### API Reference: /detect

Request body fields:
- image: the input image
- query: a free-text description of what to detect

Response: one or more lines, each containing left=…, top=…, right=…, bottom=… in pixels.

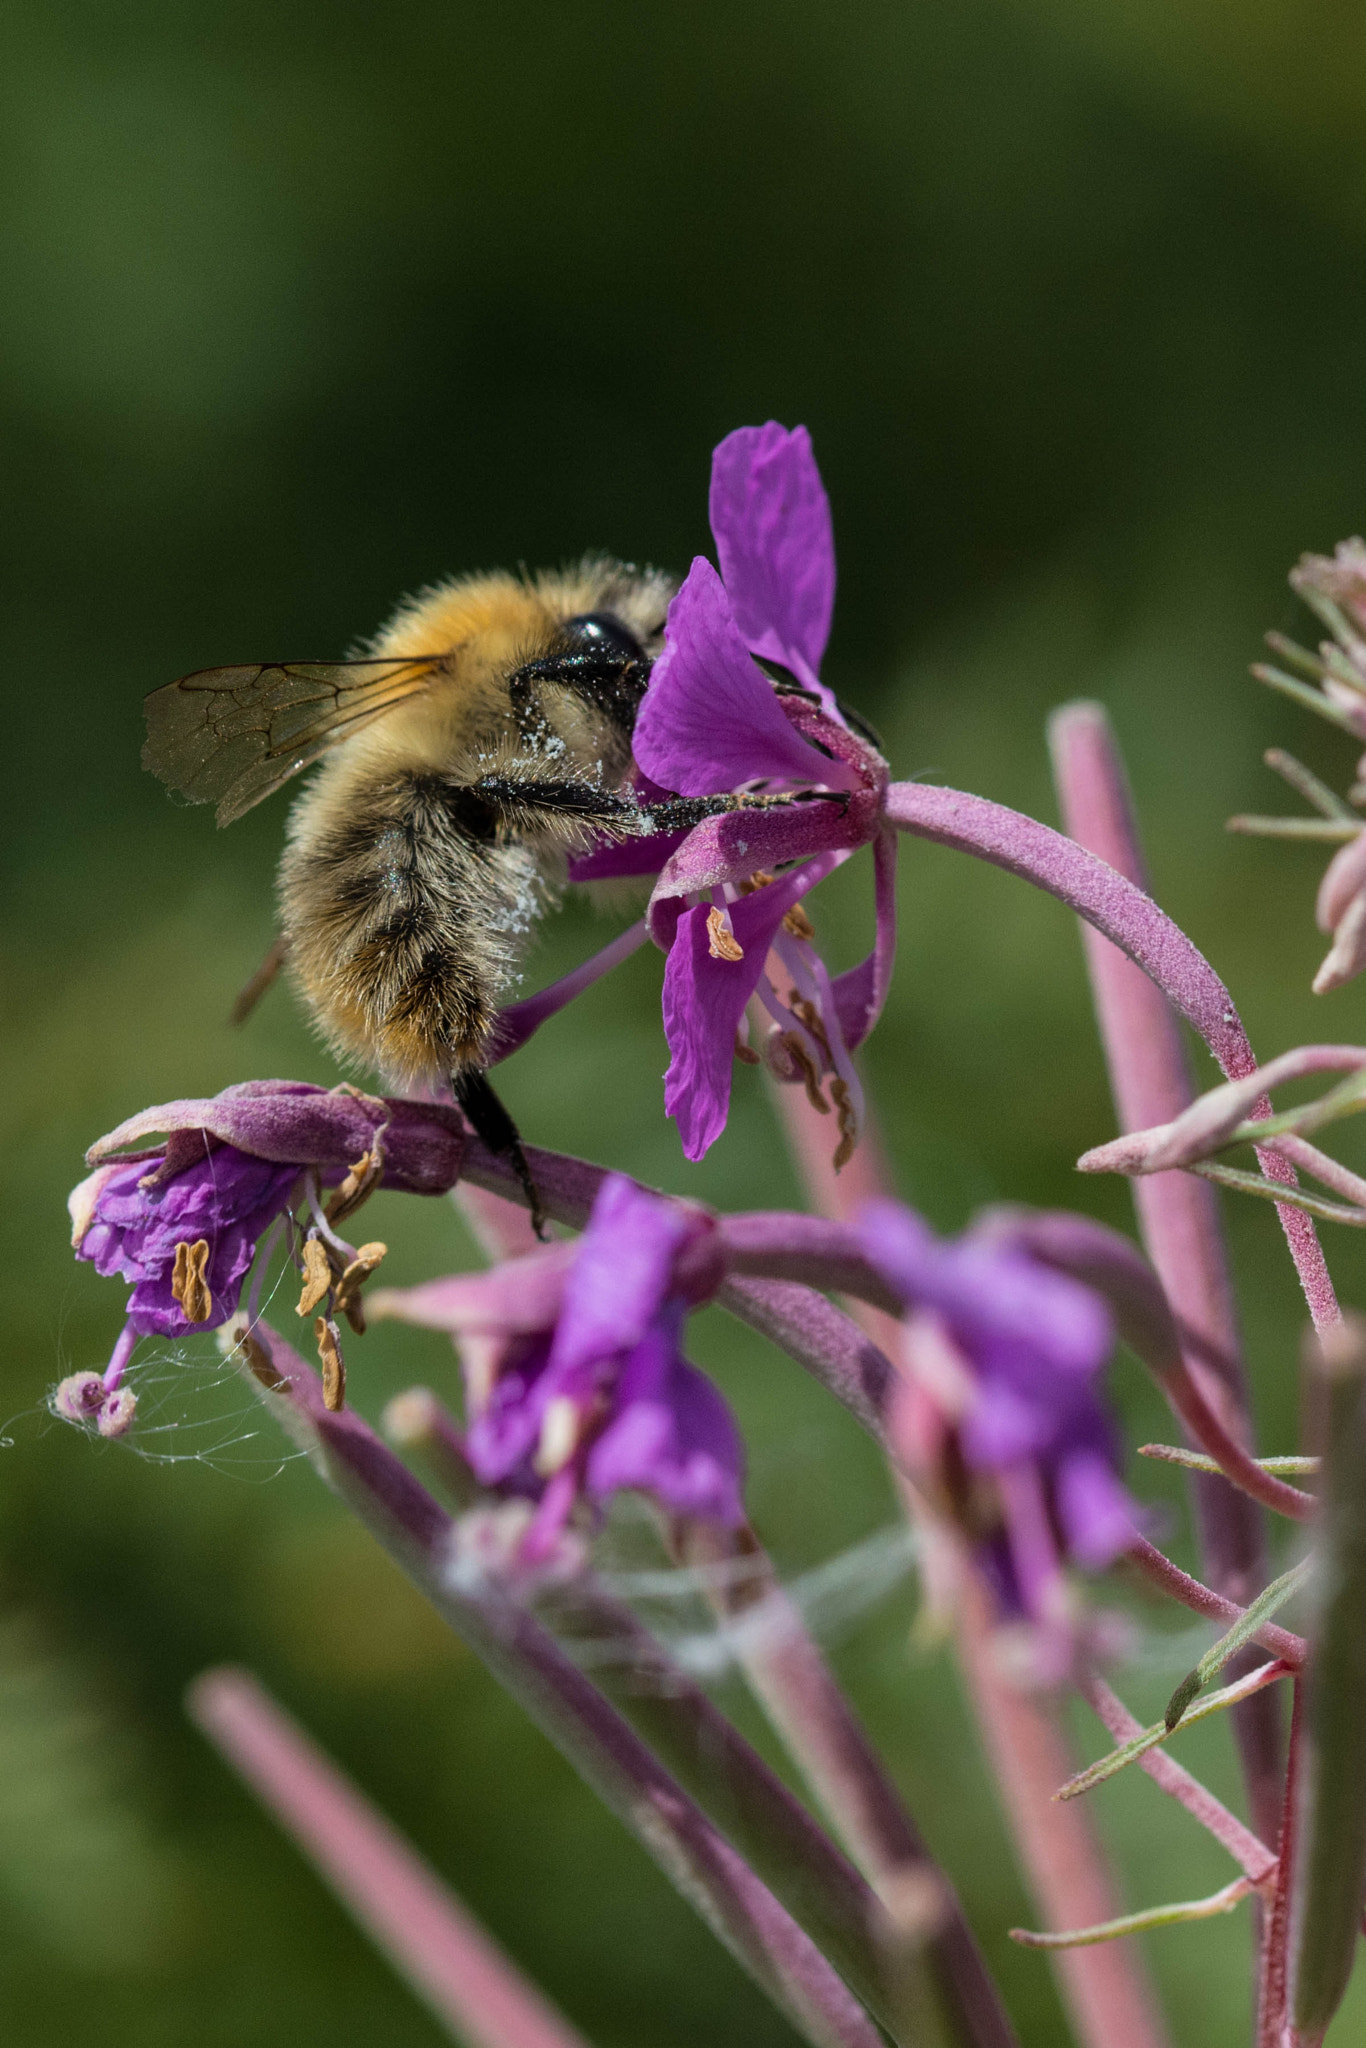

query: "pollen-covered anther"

left=296, top=1236, right=334, bottom=1318
left=737, top=870, right=777, bottom=894
left=706, top=907, right=745, bottom=962
left=777, top=1027, right=829, bottom=1114
left=734, top=1031, right=762, bottom=1066
left=333, top=1241, right=388, bottom=1335
left=533, top=1394, right=585, bottom=1477
left=829, top=1077, right=859, bottom=1171
left=326, top=1143, right=384, bottom=1225
left=315, top=1315, right=346, bottom=1412
left=781, top=901, right=816, bottom=942
left=170, top=1238, right=213, bottom=1324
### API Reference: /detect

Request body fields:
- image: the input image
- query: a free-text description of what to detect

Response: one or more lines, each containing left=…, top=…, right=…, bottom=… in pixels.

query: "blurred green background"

left=6, top=2, right=1366, bottom=2042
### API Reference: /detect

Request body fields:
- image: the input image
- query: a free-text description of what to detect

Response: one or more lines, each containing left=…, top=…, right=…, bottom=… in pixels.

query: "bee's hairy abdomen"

left=279, top=768, right=552, bottom=1086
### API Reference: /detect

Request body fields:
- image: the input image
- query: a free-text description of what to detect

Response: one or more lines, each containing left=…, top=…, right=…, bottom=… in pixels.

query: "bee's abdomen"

left=279, top=771, right=547, bottom=1085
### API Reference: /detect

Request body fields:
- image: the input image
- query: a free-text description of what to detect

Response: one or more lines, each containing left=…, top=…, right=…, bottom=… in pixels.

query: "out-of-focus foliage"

left=6, top=2, right=1366, bottom=2042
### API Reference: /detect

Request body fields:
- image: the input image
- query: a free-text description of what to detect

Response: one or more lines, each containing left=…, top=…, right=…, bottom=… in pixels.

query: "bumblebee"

left=143, top=557, right=833, bottom=1229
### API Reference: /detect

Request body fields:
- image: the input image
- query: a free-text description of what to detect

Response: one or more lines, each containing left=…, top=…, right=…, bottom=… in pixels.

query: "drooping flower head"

left=858, top=1199, right=1136, bottom=1630
left=371, top=1174, right=743, bottom=1556
left=620, top=424, right=897, bottom=1164
left=59, top=1082, right=467, bottom=1436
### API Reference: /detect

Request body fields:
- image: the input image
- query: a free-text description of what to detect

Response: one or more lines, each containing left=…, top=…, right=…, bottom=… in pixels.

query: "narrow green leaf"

left=1262, top=748, right=1359, bottom=822
left=1164, top=1558, right=1312, bottom=1731
left=1250, top=663, right=1365, bottom=735
left=1291, top=1329, right=1366, bottom=2037
left=1224, top=814, right=1359, bottom=841
left=1231, top=1067, right=1366, bottom=1147
left=1189, top=1162, right=1366, bottom=1228
left=1010, top=1876, right=1254, bottom=1949
left=1138, top=1445, right=1320, bottom=1477
left=1057, top=1661, right=1290, bottom=1801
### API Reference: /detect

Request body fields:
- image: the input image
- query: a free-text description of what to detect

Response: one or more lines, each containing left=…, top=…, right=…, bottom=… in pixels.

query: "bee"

left=143, top=557, right=840, bottom=1232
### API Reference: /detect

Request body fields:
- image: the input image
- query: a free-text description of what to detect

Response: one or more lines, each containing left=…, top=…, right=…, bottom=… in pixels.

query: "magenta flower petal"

left=585, top=1312, right=744, bottom=1525
left=660, top=871, right=819, bottom=1161
left=709, top=423, right=836, bottom=676
left=829, top=828, right=899, bottom=1052
left=550, top=1176, right=694, bottom=1373
left=632, top=558, right=837, bottom=797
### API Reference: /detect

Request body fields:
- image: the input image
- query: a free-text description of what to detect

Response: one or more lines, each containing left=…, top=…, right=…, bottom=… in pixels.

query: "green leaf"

left=1164, top=1557, right=1312, bottom=1731
left=1291, top=1329, right=1366, bottom=2036
left=1137, top=1445, right=1319, bottom=1477
left=1010, top=1876, right=1254, bottom=1949
left=1057, top=1660, right=1291, bottom=1801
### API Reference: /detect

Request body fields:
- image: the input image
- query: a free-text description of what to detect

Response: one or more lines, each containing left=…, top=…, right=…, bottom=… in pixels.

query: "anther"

left=333, top=1241, right=388, bottom=1334
left=171, top=1238, right=213, bottom=1323
left=296, top=1237, right=334, bottom=1318
left=706, top=907, right=744, bottom=962
left=782, top=902, right=816, bottom=942
left=326, top=1144, right=384, bottom=1225
left=315, top=1315, right=346, bottom=1412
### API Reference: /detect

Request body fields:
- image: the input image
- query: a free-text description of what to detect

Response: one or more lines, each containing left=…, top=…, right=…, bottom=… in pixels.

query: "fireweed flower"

left=622, top=424, right=896, bottom=1163
left=59, top=1081, right=467, bottom=1435
left=858, top=1200, right=1137, bottom=1636
left=370, top=1174, right=743, bottom=1557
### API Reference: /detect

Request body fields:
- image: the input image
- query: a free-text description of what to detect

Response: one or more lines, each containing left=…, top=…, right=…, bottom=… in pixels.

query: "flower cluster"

left=371, top=1174, right=742, bottom=1557
left=58, top=1082, right=466, bottom=1435
left=859, top=1200, right=1136, bottom=1634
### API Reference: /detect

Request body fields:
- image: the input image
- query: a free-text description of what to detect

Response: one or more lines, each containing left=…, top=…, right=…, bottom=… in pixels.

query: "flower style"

left=370, top=1174, right=743, bottom=1553
left=626, top=424, right=898, bottom=1164
left=857, top=1200, right=1136, bottom=1628
left=59, top=1081, right=467, bottom=1435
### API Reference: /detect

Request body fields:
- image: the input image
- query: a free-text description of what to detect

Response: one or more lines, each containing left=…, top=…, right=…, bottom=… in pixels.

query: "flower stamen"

left=706, top=906, right=745, bottom=962
left=296, top=1236, right=334, bottom=1318
left=315, top=1315, right=346, bottom=1412
left=171, top=1238, right=213, bottom=1324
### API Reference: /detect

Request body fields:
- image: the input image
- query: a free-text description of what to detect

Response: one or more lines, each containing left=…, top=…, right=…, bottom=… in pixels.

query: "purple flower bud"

left=371, top=1175, right=743, bottom=1550
left=857, top=1199, right=1137, bottom=1621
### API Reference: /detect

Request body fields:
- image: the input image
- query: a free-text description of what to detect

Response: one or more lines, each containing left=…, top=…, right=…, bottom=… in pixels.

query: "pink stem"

left=188, top=1667, right=594, bottom=2048
left=884, top=773, right=1340, bottom=1335
left=1257, top=1681, right=1305, bottom=2048
left=1044, top=703, right=1304, bottom=1847
left=1077, top=1670, right=1277, bottom=1883
left=764, top=1078, right=1170, bottom=2048
left=1124, top=1537, right=1306, bottom=1667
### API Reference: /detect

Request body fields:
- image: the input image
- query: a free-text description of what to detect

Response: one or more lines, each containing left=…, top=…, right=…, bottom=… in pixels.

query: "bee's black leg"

left=452, top=1068, right=548, bottom=1241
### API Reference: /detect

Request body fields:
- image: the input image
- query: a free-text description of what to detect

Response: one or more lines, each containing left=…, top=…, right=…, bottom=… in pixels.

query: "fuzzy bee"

left=142, top=558, right=837, bottom=1229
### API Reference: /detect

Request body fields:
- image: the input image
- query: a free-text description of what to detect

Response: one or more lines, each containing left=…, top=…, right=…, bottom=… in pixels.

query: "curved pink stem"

left=884, top=781, right=1340, bottom=1334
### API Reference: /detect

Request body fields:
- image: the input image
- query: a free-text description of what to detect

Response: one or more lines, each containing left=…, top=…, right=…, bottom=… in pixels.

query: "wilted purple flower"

left=858, top=1200, right=1136, bottom=1625
left=371, top=1175, right=742, bottom=1554
left=58, top=1081, right=467, bottom=1436
left=622, top=423, right=896, bottom=1163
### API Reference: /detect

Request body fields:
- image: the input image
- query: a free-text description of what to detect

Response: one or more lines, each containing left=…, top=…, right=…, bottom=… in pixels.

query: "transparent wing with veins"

left=142, top=656, right=445, bottom=826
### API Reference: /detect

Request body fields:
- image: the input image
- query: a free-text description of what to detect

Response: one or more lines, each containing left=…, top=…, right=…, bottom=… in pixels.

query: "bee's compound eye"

left=562, top=612, right=645, bottom=665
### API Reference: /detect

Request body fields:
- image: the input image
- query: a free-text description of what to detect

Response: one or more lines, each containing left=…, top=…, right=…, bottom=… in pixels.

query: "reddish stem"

left=189, top=1667, right=594, bottom=2048
left=1257, top=1681, right=1305, bottom=2048
left=1044, top=703, right=1296, bottom=1847
left=1124, top=1537, right=1306, bottom=1667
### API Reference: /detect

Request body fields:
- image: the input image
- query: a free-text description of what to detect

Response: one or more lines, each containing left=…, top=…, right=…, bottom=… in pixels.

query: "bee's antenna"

left=452, top=1069, right=549, bottom=1241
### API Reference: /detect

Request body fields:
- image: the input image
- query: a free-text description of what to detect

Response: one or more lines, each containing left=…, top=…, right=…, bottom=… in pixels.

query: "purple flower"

left=858, top=1200, right=1137, bottom=1623
left=370, top=1175, right=743, bottom=1552
left=625, top=425, right=897, bottom=1163
left=59, top=1081, right=468, bottom=1437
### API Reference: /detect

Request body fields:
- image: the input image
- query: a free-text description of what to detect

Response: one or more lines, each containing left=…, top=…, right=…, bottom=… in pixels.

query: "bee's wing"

left=142, top=657, right=445, bottom=826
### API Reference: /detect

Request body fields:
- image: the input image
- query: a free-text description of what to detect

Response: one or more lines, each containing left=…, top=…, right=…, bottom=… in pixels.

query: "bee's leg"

left=633, top=789, right=851, bottom=833
left=451, top=1068, right=548, bottom=1241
